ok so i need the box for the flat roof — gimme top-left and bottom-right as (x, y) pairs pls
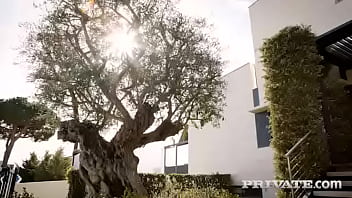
(249, 0), (260, 8)
(316, 20), (352, 74)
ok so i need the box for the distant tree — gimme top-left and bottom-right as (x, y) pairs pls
(46, 148), (72, 181)
(0, 97), (58, 167)
(23, 0), (225, 196)
(23, 153), (40, 169)
(19, 148), (72, 182)
(33, 151), (52, 181)
(19, 152), (40, 182)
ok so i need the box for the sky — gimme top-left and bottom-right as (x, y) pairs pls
(0, 0), (256, 172)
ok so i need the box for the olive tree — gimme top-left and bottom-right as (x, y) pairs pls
(23, 0), (225, 197)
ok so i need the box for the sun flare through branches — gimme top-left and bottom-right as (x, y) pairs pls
(105, 27), (139, 57)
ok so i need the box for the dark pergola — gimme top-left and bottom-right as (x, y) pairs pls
(316, 20), (352, 79)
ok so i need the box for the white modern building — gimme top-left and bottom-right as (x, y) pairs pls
(188, 63), (274, 198)
(187, 0), (352, 198)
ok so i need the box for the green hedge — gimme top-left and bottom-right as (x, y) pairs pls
(140, 173), (231, 195)
(261, 26), (329, 197)
(67, 170), (231, 198)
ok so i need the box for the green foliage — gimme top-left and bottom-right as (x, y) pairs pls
(149, 174), (237, 198)
(120, 189), (145, 198)
(12, 187), (35, 198)
(47, 148), (72, 180)
(0, 97), (58, 166)
(153, 187), (238, 198)
(140, 173), (231, 195)
(68, 170), (231, 198)
(145, 174), (236, 198)
(121, 186), (238, 198)
(19, 148), (72, 182)
(261, 25), (329, 196)
(24, 1), (225, 195)
(19, 152), (40, 182)
(179, 125), (189, 142)
(0, 97), (58, 141)
(23, 0), (225, 132)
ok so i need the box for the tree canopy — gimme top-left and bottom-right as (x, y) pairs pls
(0, 97), (58, 167)
(23, 0), (225, 133)
(22, 0), (225, 196)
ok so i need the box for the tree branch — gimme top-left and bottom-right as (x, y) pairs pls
(75, 88), (124, 122)
(5, 136), (11, 148)
(69, 88), (80, 121)
(14, 126), (29, 140)
(109, 6), (133, 25)
(71, 2), (133, 123)
(137, 119), (182, 147)
(97, 81), (133, 123)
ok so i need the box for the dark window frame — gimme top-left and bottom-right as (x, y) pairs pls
(255, 111), (271, 148)
(252, 88), (260, 107)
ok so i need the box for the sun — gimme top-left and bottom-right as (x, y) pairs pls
(105, 27), (139, 56)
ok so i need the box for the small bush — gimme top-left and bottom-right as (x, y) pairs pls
(12, 187), (35, 198)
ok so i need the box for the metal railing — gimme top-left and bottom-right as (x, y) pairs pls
(0, 166), (18, 198)
(284, 131), (312, 198)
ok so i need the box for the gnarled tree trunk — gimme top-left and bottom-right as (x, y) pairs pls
(2, 129), (19, 168)
(2, 137), (16, 167)
(58, 103), (182, 198)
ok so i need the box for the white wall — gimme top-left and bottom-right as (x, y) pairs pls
(15, 181), (69, 198)
(249, 0), (352, 105)
(188, 63), (275, 187)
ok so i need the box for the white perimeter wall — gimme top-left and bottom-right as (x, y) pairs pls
(15, 181), (69, 198)
(249, 0), (352, 105)
(188, 64), (275, 188)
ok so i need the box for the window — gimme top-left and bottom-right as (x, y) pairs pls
(252, 88), (260, 107)
(255, 111), (271, 148)
(164, 142), (188, 174)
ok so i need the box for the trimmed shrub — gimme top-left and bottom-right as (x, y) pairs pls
(261, 25), (329, 197)
(140, 173), (231, 195)
(68, 170), (231, 197)
(151, 176), (238, 198)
